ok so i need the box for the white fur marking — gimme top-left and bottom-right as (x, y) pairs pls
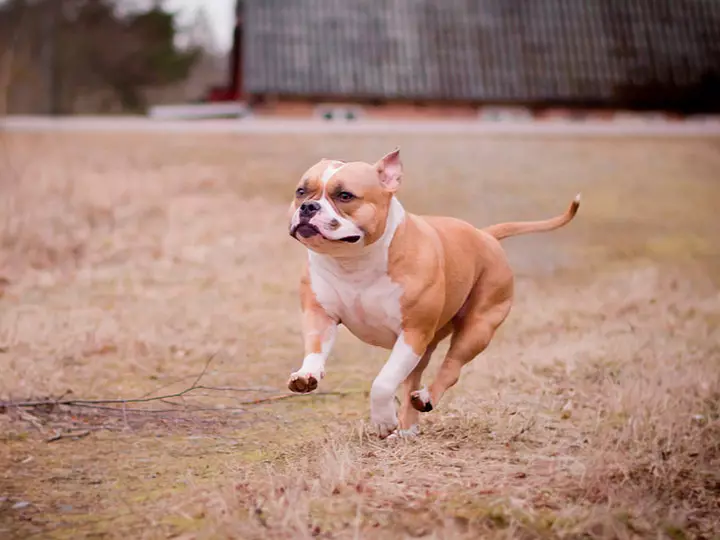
(574, 192), (582, 203)
(370, 333), (422, 437)
(414, 386), (431, 405)
(321, 162), (346, 185)
(314, 197), (362, 240)
(308, 197), (406, 348)
(292, 323), (337, 379)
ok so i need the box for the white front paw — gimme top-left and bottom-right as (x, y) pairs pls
(287, 370), (323, 393)
(371, 403), (398, 439)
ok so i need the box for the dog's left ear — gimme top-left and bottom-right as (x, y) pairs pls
(375, 147), (402, 193)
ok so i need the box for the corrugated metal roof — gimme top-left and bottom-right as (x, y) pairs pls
(242, 0), (720, 104)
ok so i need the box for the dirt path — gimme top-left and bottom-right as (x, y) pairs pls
(1, 132), (718, 539)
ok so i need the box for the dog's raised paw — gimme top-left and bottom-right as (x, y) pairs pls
(287, 372), (318, 393)
(410, 387), (433, 412)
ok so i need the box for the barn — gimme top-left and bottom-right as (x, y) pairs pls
(220, 0), (720, 118)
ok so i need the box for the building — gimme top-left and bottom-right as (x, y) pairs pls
(219, 0), (720, 118)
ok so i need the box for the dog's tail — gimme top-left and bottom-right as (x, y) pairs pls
(482, 194), (581, 240)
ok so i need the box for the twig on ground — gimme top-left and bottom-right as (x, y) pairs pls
(234, 391), (352, 406)
(190, 353), (215, 389)
(159, 398), (184, 408)
(62, 391), (357, 414)
(136, 373), (198, 399)
(196, 385), (280, 393)
(70, 403), (196, 414)
(138, 378), (279, 400)
(22, 391), (359, 417)
(3, 352), (221, 408)
(46, 430), (91, 443)
(0, 348), (360, 417)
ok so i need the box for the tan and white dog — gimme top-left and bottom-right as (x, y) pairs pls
(287, 148), (579, 438)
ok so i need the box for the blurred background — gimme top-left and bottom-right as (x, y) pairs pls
(0, 0), (718, 120)
(2, 2), (720, 538)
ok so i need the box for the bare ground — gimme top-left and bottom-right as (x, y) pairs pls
(0, 132), (719, 539)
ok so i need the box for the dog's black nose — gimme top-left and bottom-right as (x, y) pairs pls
(300, 201), (321, 218)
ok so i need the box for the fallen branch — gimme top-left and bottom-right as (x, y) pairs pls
(0, 351), (362, 416)
(137, 376), (279, 400)
(47, 429), (91, 443)
(233, 391), (354, 406)
(0, 391), (359, 418)
(3, 353), (220, 408)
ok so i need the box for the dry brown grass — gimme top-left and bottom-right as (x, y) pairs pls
(0, 131), (719, 539)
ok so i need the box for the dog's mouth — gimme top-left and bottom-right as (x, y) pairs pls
(293, 223), (321, 239)
(338, 235), (361, 243)
(291, 223), (362, 244)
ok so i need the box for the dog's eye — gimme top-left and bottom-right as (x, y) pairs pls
(337, 191), (355, 202)
(295, 188), (306, 198)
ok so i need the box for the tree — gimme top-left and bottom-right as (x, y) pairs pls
(0, 0), (203, 113)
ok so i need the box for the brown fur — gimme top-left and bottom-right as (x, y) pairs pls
(387, 214), (517, 427)
(289, 149), (580, 434)
(483, 196), (580, 239)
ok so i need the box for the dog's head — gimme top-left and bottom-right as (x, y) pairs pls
(288, 148), (403, 255)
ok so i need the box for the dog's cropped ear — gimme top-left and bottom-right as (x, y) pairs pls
(375, 147), (402, 192)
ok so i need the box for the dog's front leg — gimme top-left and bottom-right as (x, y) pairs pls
(288, 287), (337, 393)
(370, 332), (427, 438)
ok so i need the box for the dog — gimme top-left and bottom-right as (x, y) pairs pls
(287, 148), (579, 438)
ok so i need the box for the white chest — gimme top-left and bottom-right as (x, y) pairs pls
(309, 267), (404, 349)
(306, 197), (406, 350)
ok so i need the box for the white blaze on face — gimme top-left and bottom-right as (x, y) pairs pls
(321, 161), (345, 185)
(307, 162), (363, 242)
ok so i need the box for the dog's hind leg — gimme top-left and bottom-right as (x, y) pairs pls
(410, 272), (513, 413)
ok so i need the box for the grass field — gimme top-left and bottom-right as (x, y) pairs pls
(1, 131), (719, 539)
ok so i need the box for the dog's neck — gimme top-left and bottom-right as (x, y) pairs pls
(308, 197), (406, 280)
